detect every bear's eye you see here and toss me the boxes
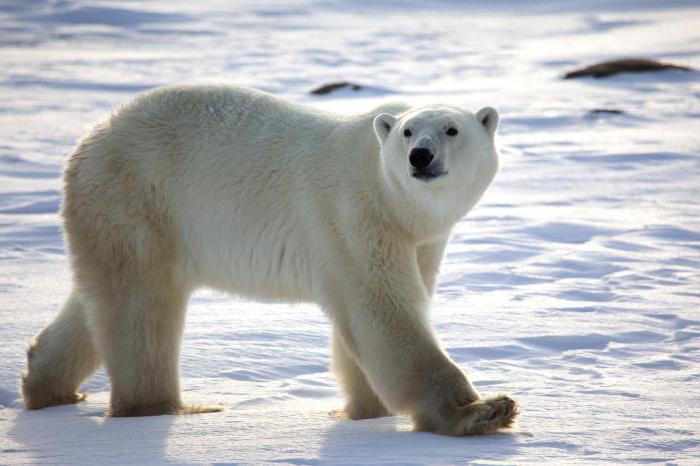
[446,127,458,136]
[403,128,412,137]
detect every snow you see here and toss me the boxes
[1,0,699,464]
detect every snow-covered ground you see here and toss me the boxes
[1,0,699,464]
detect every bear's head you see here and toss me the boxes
[373,105,499,234]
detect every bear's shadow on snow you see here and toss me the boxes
[318,415,521,462]
[7,406,183,464]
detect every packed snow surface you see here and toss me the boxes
[1,0,699,464]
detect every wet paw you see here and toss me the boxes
[459,394,519,436]
[23,389,88,410]
[329,409,350,419]
[111,403,224,417]
[329,405,390,420]
[178,404,224,415]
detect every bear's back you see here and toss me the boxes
[119,84,339,141]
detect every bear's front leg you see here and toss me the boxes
[331,328,390,420]
[324,248,517,436]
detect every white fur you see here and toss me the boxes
[22,84,516,434]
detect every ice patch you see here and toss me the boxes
[520,221,621,244]
[27,6,193,27]
[517,331,665,353]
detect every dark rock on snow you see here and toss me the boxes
[564,58,692,79]
[310,81,363,95]
[589,108,625,115]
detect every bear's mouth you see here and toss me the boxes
[409,154,447,182]
[412,170,448,182]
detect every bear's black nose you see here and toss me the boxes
[409,148,434,169]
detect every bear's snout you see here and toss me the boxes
[409,147,434,169]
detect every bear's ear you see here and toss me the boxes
[373,113,396,145]
[476,106,499,137]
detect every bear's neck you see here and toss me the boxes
[377,168,463,244]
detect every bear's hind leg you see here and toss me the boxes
[331,328,390,420]
[22,290,101,409]
[90,281,222,417]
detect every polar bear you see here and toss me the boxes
[21,84,517,435]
